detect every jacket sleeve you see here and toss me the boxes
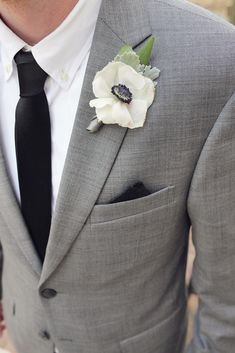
[186,89,235,353]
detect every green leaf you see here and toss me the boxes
[137,36,156,66]
[117,45,133,56]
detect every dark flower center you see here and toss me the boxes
[111,84,133,104]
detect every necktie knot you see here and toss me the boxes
[14,49,48,97]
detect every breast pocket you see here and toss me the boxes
[90,185,176,224]
[88,185,177,268]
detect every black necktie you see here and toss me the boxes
[14,49,52,263]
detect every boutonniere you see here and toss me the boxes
[87,36,160,133]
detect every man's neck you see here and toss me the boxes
[0,0,79,45]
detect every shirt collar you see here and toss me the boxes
[0,20,26,80]
[0,0,102,89]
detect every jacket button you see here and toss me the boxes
[40,288,57,298]
[39,330,51,340]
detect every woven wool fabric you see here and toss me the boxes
[0,0,235,353]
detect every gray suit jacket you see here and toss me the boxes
[0,0,235,352]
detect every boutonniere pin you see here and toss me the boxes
[87,36,160,132]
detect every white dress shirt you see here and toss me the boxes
[0,0,102,214]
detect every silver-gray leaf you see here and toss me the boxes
[143,65,160,80]
[87,118,104,133]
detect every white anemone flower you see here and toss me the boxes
[89,61,155,129]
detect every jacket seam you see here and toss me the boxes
[186,86,235,212]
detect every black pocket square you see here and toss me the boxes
[109,182,151,204]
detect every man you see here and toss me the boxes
[0,0,234,352]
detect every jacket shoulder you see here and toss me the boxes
[145,0,235,33]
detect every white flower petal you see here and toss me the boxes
[96,106,113,124]
[95,61,120,87]
[127,99,148,128]
[111,101,133,127]
[95,101,132,127]
[145,81,155,107]
[92,62,132,98]
[118,65,145,90]
[89,98,116,109]
[133,79,155,107]
[92,76,113,98]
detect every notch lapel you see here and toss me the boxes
[0,155,42,277]
[0,0,152,285]
[39,0,152,286]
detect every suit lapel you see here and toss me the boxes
[40,0,151,284]
[0,154,42,276]
[39,0,152,285]
[0,0,152,284]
